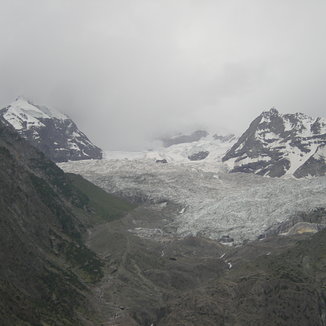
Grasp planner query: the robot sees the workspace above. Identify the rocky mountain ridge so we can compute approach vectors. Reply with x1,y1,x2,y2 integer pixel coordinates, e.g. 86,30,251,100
0,97,102,162
223,108,326,177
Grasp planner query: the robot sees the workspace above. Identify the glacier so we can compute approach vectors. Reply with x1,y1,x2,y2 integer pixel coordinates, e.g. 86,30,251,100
59,158,326,244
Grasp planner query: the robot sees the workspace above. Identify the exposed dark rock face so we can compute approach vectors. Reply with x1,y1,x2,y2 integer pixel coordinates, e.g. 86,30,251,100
213,133,236,142
223,108,326,177
0,97,102,162
293,144,326,177
188,150,210,161
161,130,208,147
156,159,168,163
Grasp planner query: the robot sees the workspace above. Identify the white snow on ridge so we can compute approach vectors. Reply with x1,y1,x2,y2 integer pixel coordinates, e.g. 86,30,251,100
3,110,45,130
2,97,67,130
59,159,326,244
258,131,320,176
225,109,326,177
105,134,236,164
145,138,233,163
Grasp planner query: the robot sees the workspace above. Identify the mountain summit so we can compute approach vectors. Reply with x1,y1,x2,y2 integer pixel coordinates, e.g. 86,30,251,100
223,108,326,177
0,97,102,162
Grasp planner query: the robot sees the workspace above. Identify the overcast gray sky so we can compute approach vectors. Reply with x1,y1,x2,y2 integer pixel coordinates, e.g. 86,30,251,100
1,0,326,150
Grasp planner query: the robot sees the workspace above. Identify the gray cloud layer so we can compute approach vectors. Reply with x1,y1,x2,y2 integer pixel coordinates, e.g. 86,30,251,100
1,0,326,150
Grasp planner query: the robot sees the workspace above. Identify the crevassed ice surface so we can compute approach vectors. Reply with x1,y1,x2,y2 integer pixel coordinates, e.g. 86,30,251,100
59,159,326,243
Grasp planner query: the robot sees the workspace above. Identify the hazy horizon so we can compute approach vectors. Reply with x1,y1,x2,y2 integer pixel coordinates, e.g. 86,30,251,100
1,0,326,150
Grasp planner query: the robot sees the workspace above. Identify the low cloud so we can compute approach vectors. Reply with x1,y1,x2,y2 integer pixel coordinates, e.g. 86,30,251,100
1,0,326,149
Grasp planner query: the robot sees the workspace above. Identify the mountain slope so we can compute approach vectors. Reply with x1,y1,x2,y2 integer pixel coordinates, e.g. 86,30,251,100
0,121,133,325
159,229,326,326
78,194,326,325
223,108,326,177
67,173,136,224
103,131,236,164
143,131,236,163
0,97,102,162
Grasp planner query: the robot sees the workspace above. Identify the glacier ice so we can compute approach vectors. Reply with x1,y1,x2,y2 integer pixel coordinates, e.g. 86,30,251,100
59,159,326,243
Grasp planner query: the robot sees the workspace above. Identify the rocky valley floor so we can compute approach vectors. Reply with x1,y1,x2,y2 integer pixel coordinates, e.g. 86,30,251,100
85,201,326,325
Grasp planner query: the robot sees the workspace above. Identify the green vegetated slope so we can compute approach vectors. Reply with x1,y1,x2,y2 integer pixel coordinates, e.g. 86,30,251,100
0,121,135,325
67,172,136,224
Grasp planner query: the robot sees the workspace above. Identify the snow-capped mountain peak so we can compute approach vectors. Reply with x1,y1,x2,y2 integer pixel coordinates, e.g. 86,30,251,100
223,108,326,178
4,97,68,128
0,97,102,162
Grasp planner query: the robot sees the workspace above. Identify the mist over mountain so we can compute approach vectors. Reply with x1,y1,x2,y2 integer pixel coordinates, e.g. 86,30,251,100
1,1,326,150
2,95,325,180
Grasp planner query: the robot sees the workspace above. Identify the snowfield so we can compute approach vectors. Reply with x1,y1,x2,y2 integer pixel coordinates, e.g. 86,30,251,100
103,133,236,163
59,159,326,243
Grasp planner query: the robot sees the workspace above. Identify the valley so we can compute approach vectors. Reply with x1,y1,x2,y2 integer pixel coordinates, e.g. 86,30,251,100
2,1,326,324
2,97,326,325
57,149,326,325
57,157,326,325
83,199,326,325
